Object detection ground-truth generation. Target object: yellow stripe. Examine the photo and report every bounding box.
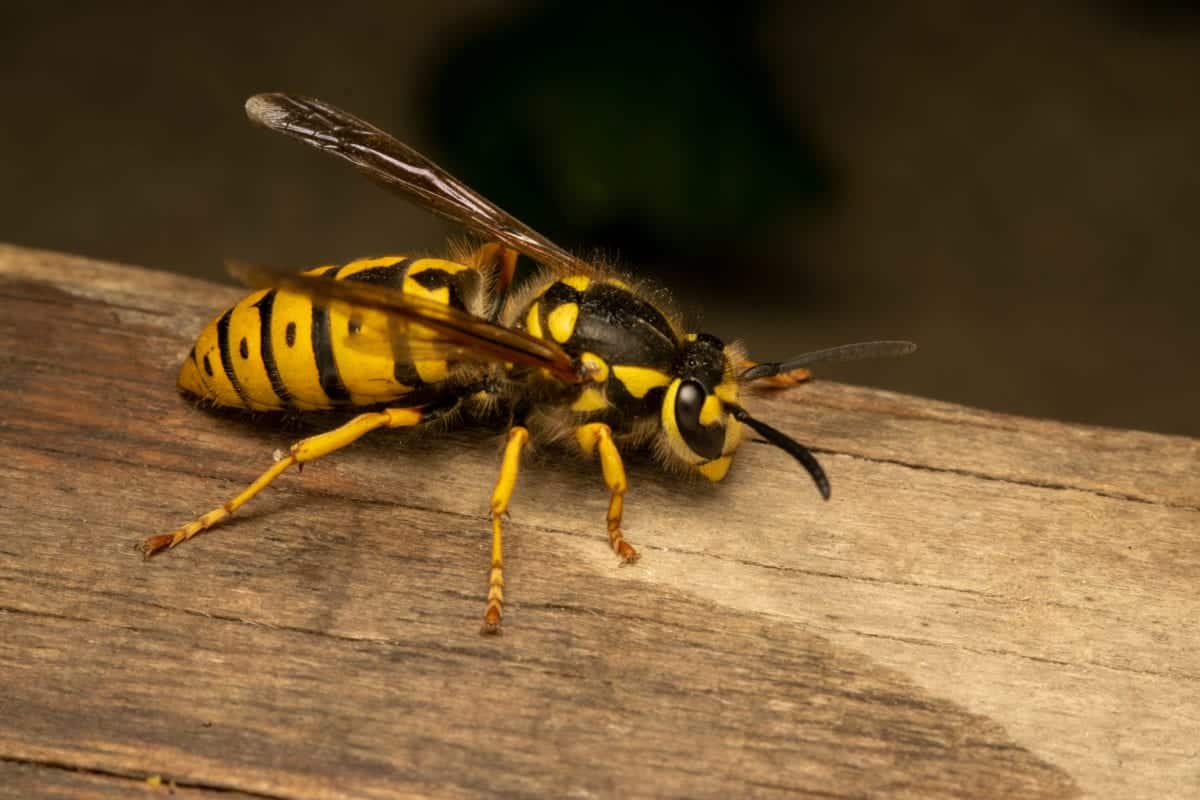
[401,261,455,384]
[327,303,416,403]
[612,365,671,399]
[526,302,543,338]
[562,275,591,292]
[547,302,579,343]
[571,387,609,412]
[267,289,330,410]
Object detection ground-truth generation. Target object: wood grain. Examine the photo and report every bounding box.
[1,243,1196,798]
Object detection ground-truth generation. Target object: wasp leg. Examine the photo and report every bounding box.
[472,242,520,322]
[737,357,812,390]
[484,425,529,634]
[575,422,639,564]
[141,407,426,557]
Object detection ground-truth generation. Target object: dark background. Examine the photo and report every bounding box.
[3,1,1197,437]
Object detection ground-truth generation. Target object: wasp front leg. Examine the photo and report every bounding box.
[735,355,812,390]
[484,425,530,634]
[575,422,639,564]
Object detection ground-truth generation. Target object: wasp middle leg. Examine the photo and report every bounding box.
[484,424,530,634]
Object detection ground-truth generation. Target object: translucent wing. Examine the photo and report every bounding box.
[245,93,589,273]
[229,261,580,383]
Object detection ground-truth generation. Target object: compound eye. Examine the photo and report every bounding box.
[674,379,724,460]
[675,379,704,425]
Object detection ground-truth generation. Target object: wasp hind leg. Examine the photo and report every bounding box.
[141,406,428,557]
[575,422,639,564]
[484,425,530,634]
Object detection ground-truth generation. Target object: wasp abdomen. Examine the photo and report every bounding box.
[179,256,483,411]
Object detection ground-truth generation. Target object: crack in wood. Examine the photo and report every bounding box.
[0,754,293,799]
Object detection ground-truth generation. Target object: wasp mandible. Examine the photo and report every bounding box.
[143,93,915,633]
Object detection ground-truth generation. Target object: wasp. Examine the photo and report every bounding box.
[143,93,915,633]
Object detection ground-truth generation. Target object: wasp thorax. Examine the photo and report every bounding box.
[661,333,743,481]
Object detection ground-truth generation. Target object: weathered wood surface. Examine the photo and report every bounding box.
[0,242,1196,799]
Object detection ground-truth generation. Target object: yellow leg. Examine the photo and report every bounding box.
[141,407,425,557]
[484,425,529,634]
[575,423,639,564]
[736,357,812,389]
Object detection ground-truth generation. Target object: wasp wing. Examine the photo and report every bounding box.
[245,93,588,274]
[229,261,580,383]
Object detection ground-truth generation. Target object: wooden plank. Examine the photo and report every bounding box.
[1,243,1196,797]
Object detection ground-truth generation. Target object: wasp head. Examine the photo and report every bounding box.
[660,333,745,482]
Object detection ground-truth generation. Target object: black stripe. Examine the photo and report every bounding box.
[340,259,412,288]
[216,308,252,407]
[542,280,582,308]
[311,266,351,403]
[408,265,478,312]
[408,267,452,290]
[252,290,293,407]
[393,361,424,386]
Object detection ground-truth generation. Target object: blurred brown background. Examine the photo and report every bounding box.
[2,1,1197,436]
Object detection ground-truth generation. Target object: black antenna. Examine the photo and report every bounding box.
[740,340,916,382]
[729,406,830,500]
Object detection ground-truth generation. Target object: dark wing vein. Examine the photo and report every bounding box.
[245,93,588,273]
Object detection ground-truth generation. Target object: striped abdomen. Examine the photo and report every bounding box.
[179,256,483,411]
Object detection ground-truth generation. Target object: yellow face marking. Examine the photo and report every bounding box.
[562,275,591,292]
[580,351,609,382]
[698,394,723,426]
[714,380,739,405]
[698,456,733,482]
[660,379,703,466]
[547,302,579,344]
[525,302,543,338]
[571,386,609,413]
[612,365,671,399]
[722,416,743,455]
